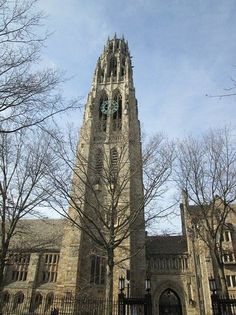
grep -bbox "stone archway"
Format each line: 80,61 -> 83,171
159,289 -> 182,315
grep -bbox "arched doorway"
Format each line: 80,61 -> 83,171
159,289 -> 182,315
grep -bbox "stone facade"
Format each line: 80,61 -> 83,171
2,37 -> 236,315
53,35 -> 146,299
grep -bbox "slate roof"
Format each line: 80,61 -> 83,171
4,218 -> 190,255
8,218 -> 65,251
146,235 -> 188,255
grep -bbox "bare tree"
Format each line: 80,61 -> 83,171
0,0 -> 78,134
176,127 -> 236,295
48,130 -> 175,309
0,128 -> 57,299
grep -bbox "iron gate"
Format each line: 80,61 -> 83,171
118,293 -> 152,315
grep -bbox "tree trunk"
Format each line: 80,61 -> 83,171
0,250 -> 7,315
211,249 -> 228,297
106,252 -> 114,315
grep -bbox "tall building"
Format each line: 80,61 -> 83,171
1,36 -> 236,315
56,35 -> 146,298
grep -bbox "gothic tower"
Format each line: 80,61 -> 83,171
56,36 -> 146,298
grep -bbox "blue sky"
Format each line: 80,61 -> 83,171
38,0 -> 236,138
37,0 -> 236,232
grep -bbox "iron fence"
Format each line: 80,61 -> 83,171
212,293 -> 236,315
0,294 -> 119,315
118,293 -> 152,315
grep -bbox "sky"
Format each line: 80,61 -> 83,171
36,0 -> 236,233
37,0 -> 236,137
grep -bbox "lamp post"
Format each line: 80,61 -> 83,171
145,278 -> 151,294
145,278 -> 152,315
119,276 -> 125,293
209,277 -> 217,294
118,276 -> 125,315
209,277 -> 221,315
118,276 -> 152,315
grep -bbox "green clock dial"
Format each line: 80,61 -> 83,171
100,100 -> 119,115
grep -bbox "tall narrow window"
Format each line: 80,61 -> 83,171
41,253 -> 59,283
226,275 -> 236,287
223,230 -> 232,242
108,56 -> 117,77
113,93 -> 122,131
100,68 -> 104,83
121,57 -> 125,78
94,149 -> 103,184
110,148 -> 118,182
90,255 -> 105,285
45,293 -> 54,312
115,40 -> 119,50
109,42 -> 113,52
95,149 -> 103,174
10,253 -> 30,282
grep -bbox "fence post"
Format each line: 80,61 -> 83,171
144,292 -> 152,315
118,292 -> 125,315
211,293 -> 222,315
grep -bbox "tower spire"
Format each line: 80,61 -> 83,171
92,36 -> 133,88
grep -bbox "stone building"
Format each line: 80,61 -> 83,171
1,36 -> 236,315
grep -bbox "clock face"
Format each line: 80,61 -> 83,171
100,100 -> 119,115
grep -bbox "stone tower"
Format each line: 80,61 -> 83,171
56,36 -> 146,299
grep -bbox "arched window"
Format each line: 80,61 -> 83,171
13,291 -> 24,310
45,293 -> 54,311
15,292 -> 24,304
99,93 -> 108,132
31,292 -> 43,312
159,289 -> 182,315
108,56 -> 117,77
3,291 -> 10,304
35,292 -> 43,305
113,92 -> 122,131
